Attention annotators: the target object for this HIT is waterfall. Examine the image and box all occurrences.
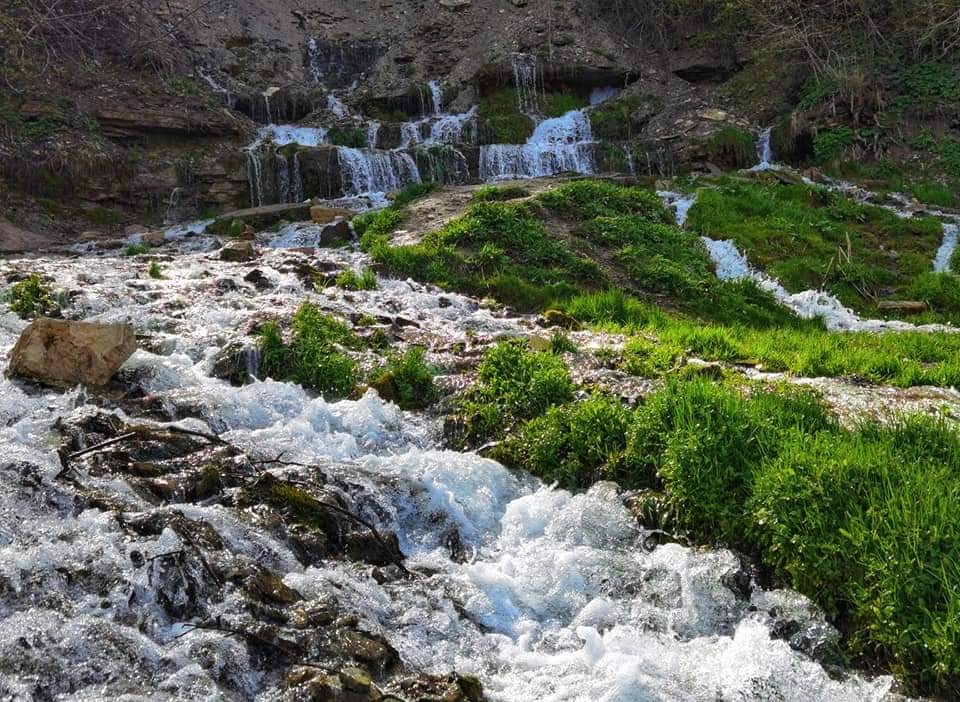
[338,147,421,197]
[367,121,381,150]
[511,53,543,115]
[622,145,636,176]
[327,93,350,119]
[428,80,443,115]
[751,127,774,171]
[479,108,596,180]
[246,149,265,207]
[253,125,328,147]
[277,155,290,203]
[400,122,424,148]
[934,223,959,273]
[290,152,304,203]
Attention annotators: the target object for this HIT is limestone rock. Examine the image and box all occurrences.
[7,318,136,387]
[220,240,258,262]
[311,206,353,224]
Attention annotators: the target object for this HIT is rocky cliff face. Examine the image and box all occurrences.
[0,0,764,243]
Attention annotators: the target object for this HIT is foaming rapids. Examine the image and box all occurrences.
[0,240,901,700]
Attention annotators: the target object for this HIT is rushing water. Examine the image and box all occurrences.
[0,231,902,700]
[934,223,959,273]
[479,109,596,180]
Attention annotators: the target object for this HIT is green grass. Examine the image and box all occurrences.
[148,261,164,279]
[472,184,531,202]
[588,95,659,141]
[259,303,359,398]
[368,346,438,410]
[122,243,151,257]
[562,288,960,387]
[363,197,603,312]
[455,339,574,446]
[704,127,756,169]
[5,274,57,319]
[328,127,366,148]
[335,267,378,291]
[688,178,948,320]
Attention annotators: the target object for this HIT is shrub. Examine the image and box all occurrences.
[472,184,531,202]
[123,243,151,257]
[7,274,57,319]
[258,303,358,398]
[336,267,378,291]
[328,127,366,148]
[368,346,438,410]
[496,394,633,488]
[148,261,164,279]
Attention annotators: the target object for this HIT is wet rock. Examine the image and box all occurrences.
[220,240,258,262]
[242,565,303,606]
[290,598,339,629]
[320,220,353,247]
[539,309,583,331]
[345,530,403,567]
[328,629,399,670]
[388,673,485,702]
[244,268,274,290]
[211,342,261,385]
[7,318,136,388]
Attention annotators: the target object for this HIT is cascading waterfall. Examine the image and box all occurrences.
[338,147,422,198]
[933,223,959,273]
[427,80,443,115]
[246,149,265,207]
[290,152,304,203]
[479,108,596,180]
[751,127,774,171]
[511,52,543,115]
[367,121,381,150]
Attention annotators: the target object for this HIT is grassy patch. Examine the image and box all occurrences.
[563,288,960,387]
[122,243,151,257]
[328,127,366,148]
[688,178,947,320]
[148,261,164,279]
[704,127,756,169]
[368,346,438,410]
[259,303,359,398]
[477,88,535,144]
[5,274,58,319]
[472,184,531,202]
[588,95,658,141]
[363,197,603,312]
[335,268,378,291]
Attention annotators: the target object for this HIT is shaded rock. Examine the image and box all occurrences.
[220,240,258,262]
[320,220,354,247]
[877,300,928,314]
[345,530,403,567]
[7,319,136,388]
[244,268,274,290]
[211,342,261,385]
[439,0,471,8]
[539,309,582,331]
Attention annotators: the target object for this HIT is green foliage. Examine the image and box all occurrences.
[365,198,602,312]
[540,91,589,117]
[122,243,151,257]
[539,180,672,222]
[368,346,438,410]
[588,95,658,141]
[335,267,378,291]
[258,303,358,398]
[148,261,164,279]
[477,88,535,144]
[704,127,756,169]
[391,181,436,207]
[472,184,531,202]
[896,62,960,110]
[549,330,578,354]
[6,274,57,319]
[907,273,960,317]
[328,127,366,148]
[688,178,946,320]
[796,75,841,111]
[495,394,633,488]
[458,339,574,445]
[814,127,856,162]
